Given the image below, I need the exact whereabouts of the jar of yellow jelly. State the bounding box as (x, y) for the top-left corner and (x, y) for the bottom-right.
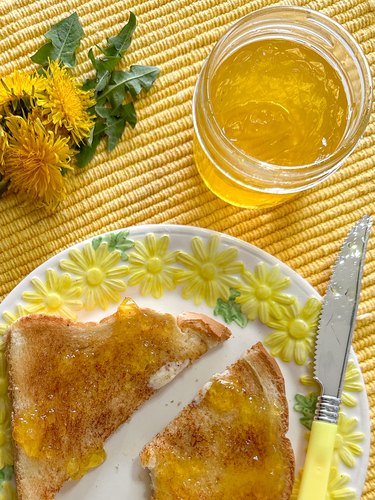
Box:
(192, 6), (372, 209)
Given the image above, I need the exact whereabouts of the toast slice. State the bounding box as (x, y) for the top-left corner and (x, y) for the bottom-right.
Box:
(6, 298), (231, 500)
(140, 342), (295, 500)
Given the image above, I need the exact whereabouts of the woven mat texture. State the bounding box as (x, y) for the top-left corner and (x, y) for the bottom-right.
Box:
(0, 0), (374, 495)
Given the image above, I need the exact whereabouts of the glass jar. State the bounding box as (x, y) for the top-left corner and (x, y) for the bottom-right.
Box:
(192, 6), (373, 209)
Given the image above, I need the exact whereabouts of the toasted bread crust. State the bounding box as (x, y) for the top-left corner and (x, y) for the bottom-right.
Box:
(6, 302), (231, 500)
(177, 312), (231, 342)
(140, 342), (295, 500)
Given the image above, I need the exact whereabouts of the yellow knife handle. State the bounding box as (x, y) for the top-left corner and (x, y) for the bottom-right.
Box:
(297, 420), (337, 500)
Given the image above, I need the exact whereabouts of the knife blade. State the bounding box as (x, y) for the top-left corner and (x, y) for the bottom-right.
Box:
(297, 215), (372, 500)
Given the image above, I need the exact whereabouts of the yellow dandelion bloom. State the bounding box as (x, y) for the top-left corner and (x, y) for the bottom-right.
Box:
(0, 69), (45, 114)
(2, 116), (72, 208)
(0, 304), (30, 335)
(0, 126), (8, 169)
(291, 467), (356, 500)
(264, 298), (321, 365)
(236, 263), (295, 323)
(59, 242), (129, 310)
(37, 61), (95, 145)
(334, 412), (364, 468)
(127, 234), (180, 298)
(300, 360), (362, 407)
(176, 236), (244, 307)
(22, 269), (83, 320)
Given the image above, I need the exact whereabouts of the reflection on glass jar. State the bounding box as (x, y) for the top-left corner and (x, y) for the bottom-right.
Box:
(192, 6), (372, 209)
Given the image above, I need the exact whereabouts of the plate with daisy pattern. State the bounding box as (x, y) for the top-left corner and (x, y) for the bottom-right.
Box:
(0, 224), (370, 499)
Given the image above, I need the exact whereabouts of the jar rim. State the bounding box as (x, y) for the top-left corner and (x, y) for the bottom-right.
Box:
(196, 5), (373, 175)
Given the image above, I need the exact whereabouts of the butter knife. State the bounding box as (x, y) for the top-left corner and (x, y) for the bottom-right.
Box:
(297, 215), (372, 500)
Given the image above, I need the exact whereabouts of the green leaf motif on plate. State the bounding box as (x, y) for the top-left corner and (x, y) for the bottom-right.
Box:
(214, 288), (248, 328)
(92, 231), (134, 261)
(294, 392), (318, 430)
(0, 466), (13, 482)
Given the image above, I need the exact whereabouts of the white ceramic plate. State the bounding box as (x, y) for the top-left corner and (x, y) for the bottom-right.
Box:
(0, 224), (370, 499)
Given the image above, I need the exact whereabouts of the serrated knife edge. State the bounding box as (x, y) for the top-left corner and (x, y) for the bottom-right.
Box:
(313, 215), (372, 400)
(298, 215), (372, 500)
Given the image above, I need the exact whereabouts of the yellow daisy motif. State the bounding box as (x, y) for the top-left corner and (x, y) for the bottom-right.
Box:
(300, 360), (362, 407)
(0, 418), (12, 470)
(0, 304), (30, 335)
(0, 340), (12, 469)
(59, 243), (128, 310)
(22, 269), (83, 320)
(291, 467), (356, 500)
(0, 69), (45, 114)
(334, 412), (364, 468)
(0, 392), (9, 430)
(37, 61), (95, 145)
(176, 236), (244, 307)
(236, 262), (295, 323)
(0, 481), (17, 500)
(264, 297), (321, 365)
(127, 234), (180, 298)
(2, 116), (72, 209)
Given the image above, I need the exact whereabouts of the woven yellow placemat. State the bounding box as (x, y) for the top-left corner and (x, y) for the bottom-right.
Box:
(0, 0), (374, 496)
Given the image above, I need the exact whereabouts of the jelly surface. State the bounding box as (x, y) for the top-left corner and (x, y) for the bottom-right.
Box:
(210, 38), (348, 166)
(13, 300), (199, 479)
(153, 363), (290, 499)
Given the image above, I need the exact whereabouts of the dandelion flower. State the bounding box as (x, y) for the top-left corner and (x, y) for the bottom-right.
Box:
(59, 243), (129, 310)
(300, 360), (362, 407)
(38, 61), (95, 145)
(2, 116), (72, 208)
(236, 263), (295, 323)
(22, 269), (83, 320)
(291, 467), (356, 500)
(127, 234), (180, 298)
(0, 304), (30, 335)
(0, 69), (45, 114)
(264, 297), (321, 365)
(334, 412), (364, 468)
(176, 236), (244, 307)
(0, 126), (8, 169)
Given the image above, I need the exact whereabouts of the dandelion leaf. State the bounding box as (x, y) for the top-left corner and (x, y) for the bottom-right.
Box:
(87, 48), (114, 92)
(121, 102), (137, 128)
(30, 41), (54, 66)
(79, 12), (159, 165)
(104, 114), (127, 152)
(76, 120), (105, 168)
(111, 66), (160, 98)
(31, 12), (84, 67)
(104, 11), (136, 58)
